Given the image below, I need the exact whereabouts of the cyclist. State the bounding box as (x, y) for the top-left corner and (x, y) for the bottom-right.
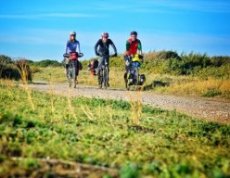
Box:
(124, 31), (143, 83)
(94, 32), (117, 86)
(65, 31), (81, 88)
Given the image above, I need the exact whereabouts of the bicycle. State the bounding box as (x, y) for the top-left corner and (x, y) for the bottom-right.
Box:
(63, 52), (84, 88)
(98, 54), (115, 89)
(124, 56), (146, 90)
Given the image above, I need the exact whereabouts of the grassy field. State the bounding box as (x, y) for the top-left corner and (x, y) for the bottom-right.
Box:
(32, 65), (230, 100)
(1, 52), (230, 99)
(0, 80), (230, 177)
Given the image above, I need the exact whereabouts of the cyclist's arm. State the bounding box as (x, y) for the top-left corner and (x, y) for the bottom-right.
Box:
(138, 40), (143, 55)
(94, 40), (100, 56)
(110, 40), (117, 55)
(77, 41), (81, 53)
(65, 41), (69, 54)
(125, 40), (130, 55)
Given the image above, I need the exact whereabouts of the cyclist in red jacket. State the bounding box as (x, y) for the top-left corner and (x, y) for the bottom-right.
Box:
(124, 31), (143, 73)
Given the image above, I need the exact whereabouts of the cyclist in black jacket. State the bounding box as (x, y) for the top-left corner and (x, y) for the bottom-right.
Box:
(95, 32), (117, 75)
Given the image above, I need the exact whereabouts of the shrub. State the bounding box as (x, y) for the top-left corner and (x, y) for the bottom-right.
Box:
(0, 56), (32, 81)
(202, 89), (222, 97)
(33, 59), (62, 67)
(210, 56), (230, 67)
(144, 51), (181, 61)
(156, 50), (181, 60)
(0, 63), (21, 80)
(30, 66), (41, 73)
(0, 55), (13, 64)
(15, 60), (32, 81)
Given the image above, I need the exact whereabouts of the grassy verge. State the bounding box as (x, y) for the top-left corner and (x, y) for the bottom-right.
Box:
(145, 74), (230, 100)
(32, 66), (230, 100)
(0, 81), (229, 177)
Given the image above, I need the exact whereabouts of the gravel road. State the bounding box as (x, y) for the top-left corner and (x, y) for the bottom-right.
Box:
(29, 83), (230, 124)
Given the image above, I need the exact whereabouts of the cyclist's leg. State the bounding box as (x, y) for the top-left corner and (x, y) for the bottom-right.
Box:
(98, 57), (104, 87)
(124, 55), (130, 75)
(67, 65), (73, 87)
(66, 65), (69, 79)
(105, 56), (110, 86)
(124, 55), (131, 86)
(96, 56), (104, 74)
(76, 60), (80, 84)
(73, 61), (77, 88)
(133, 62), (138, 83)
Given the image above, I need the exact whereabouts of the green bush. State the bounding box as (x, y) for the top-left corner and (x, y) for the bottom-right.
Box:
(141, 52), (230, 78)
(156, 50), (181, 60)
(0, 55), (32, 81)
(0, 55), (13, 64)
(15, 60), (32, 81)
(0, 63), (21, 80)
(32, 59), (62, 67)
(202, 89), (222, 97)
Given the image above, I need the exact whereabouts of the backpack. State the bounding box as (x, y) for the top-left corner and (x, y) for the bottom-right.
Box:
(138, 74), (146, 85)
(70, 52), (78, 61)
(89, 59), (99, 75)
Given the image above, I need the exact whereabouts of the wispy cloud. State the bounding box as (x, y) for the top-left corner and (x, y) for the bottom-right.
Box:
(0, 13), (97, 19)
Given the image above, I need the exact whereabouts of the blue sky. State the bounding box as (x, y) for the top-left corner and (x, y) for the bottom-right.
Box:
(0, 0), (230, 61)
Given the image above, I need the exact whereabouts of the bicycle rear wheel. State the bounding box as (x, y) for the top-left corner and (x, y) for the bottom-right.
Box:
(103, 66), (109, 89)
(98, 69), (103, 89)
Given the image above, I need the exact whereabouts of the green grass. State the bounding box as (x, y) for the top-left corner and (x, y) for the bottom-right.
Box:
(0, 82), (229, 177)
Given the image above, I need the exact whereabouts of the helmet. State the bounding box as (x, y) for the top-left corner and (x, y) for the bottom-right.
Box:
(101, 32), (109, 38)
(130, 31), (138, 36)
(70, 31), (76, 36)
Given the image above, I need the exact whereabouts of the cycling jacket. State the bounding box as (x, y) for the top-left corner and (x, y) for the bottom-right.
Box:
(95, 39), (117, 56)
(66, 40), (81, 53)
(126, 39), (142, 56)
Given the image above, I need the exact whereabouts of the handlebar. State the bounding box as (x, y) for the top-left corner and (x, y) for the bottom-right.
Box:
(63, 52), (84, 58)
(97, 53), (117, 58)
(78, 53), (84, 58)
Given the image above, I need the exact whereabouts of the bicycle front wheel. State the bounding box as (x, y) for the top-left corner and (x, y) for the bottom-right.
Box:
(103, 66), (109, 89)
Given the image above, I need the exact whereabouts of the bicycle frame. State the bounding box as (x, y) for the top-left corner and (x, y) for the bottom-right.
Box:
(98, 56), (109, 89)
(125, 60), (141, 90)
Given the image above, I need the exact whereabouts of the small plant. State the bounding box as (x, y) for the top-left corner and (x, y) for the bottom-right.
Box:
(129, 91), (143, 125)
(120, 164), (140, 178)
(16, 59), (35, 111)
(202, 88), (222, 97)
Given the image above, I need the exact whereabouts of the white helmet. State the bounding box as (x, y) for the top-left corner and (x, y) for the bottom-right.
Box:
(101, 32), (109, 38)
(70, 31), (76, 36)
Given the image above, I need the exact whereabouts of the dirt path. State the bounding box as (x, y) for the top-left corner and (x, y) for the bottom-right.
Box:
(29, 83), (230, 124)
